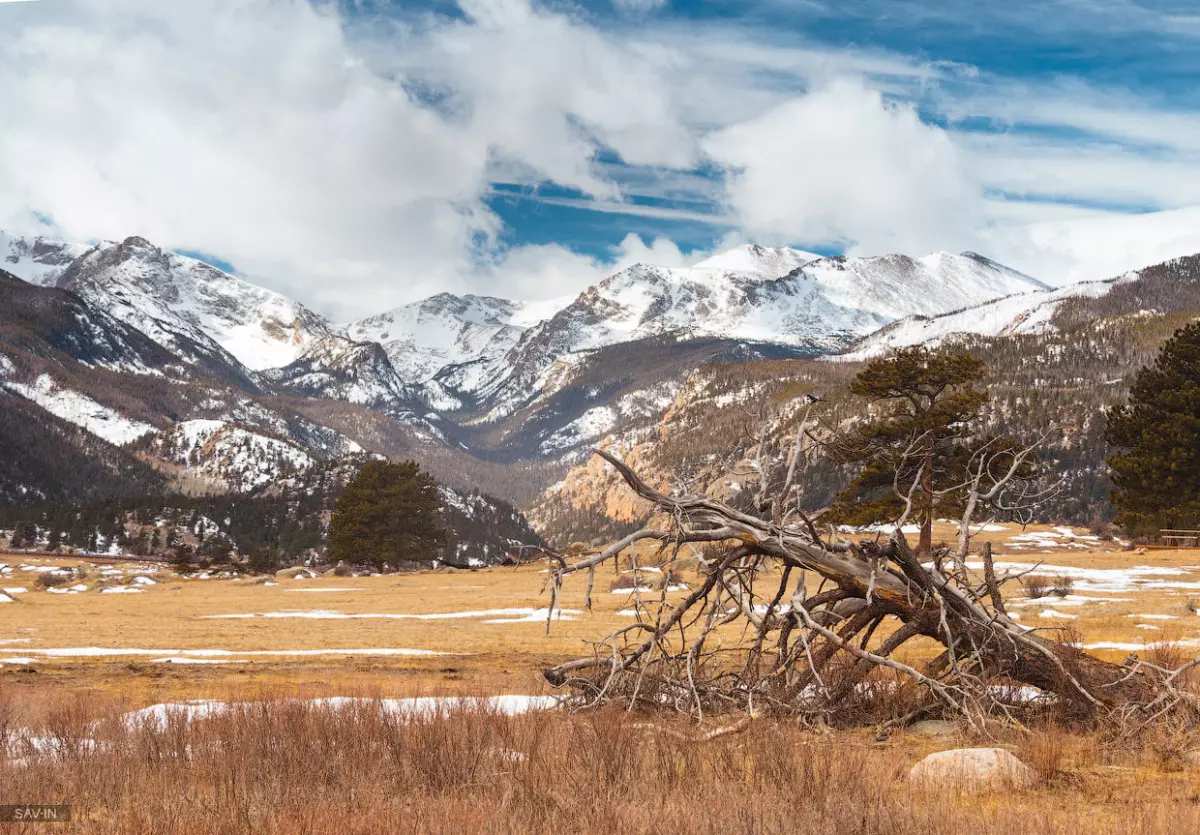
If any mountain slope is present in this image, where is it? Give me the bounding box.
[51,236,334,373]
[530,252,1200,541]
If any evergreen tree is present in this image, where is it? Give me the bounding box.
[830,347,986,555]
[327,460,445,569]
[1107,322,1200,534]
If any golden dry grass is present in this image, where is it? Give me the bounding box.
[2,522,1200,832]
[0,520,1197,699]
[3,692,1200,834]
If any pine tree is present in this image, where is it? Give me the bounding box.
[1107,322,1200,534]
[830,347,986,555]
[327,460,445,570]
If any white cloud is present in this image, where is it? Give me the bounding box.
[984,205,1200,286]
[480,233,703,301]
[0,0,695,318]
[703,77,981,255]
[1,0,1199,317]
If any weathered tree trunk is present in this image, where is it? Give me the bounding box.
[918,447,934,557]
[542,450,1193,728]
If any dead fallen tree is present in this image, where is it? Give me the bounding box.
[542,449,1200,732]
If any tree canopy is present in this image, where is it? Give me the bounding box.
[326,460,445,569]
[1107,322,1200,534]
[830,347,986,554]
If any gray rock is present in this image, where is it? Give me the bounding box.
[274,566,316,579]
[909,747,1037,790]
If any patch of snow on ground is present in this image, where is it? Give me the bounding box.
[120,695,561,731]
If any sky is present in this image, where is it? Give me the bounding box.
[3,0,1200,318]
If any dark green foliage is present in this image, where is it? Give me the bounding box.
[440,489,545,566]
[1107,322,1200,534]
[247,547,281,574]
[327,460,446,569]
[0,390,167,505]
[830,347,986,552]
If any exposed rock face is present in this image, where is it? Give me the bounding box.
[908,748,1037,790]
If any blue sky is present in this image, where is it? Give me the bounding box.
[3,0,1200,316]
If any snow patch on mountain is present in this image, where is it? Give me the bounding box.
[2,374,156,445]
[151,419,315,492]
[839,278,1117,361]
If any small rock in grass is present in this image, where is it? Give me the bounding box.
[909,748,1037,790]
[274,567,316,580]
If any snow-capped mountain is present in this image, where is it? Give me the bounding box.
[48,236,335,372]
[345,293,536,382]
[448,248,1051,420]
[0,231,89,286]
[263,336,427,418]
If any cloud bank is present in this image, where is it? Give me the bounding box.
[1,0,1199,315]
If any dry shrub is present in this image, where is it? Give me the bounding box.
[610,573,644,591]
[333,562,354,577]
[1022,575,1053,599]
[34,571,71,589]
[1022,574,1073,599]
[1049,575,1075,598]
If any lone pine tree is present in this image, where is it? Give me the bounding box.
[831,347,986,555]
[1107,322,1200,534]
[327,460,445,569]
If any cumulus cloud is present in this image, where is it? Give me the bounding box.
[984,205,1200,286]
[480,233,703,302]
[702,77,981,255]
[1,0,1199,315]
[0,0,693,317]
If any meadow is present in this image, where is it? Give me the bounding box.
[3,521,1200,832]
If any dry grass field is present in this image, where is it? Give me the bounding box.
[4,521,1200,832]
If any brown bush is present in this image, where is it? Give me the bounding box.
[34,571,71,589]
[1023,574,1073,599]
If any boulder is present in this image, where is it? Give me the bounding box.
[274,566,316,580]
[909,748,1036,790]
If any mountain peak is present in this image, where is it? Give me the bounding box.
[692,244,821,279]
